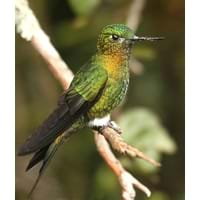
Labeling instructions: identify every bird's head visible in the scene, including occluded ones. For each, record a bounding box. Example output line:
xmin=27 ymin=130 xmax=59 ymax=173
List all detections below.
xmin=97 ymin=24 xmax=164 ymax=56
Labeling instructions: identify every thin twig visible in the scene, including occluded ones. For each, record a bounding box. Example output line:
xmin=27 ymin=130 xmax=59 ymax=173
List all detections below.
xmin=31 ymin=31 xmax=74 ymax=89
xmin=95 ymin=133 xmax=151 ymax=200
xmin=101 ymin=127 xmax=161 ymax=167
xmin=126 ymin=0 xmax=146 ymax=76
xmin=126 ymin=0 xmax=146 ymax=31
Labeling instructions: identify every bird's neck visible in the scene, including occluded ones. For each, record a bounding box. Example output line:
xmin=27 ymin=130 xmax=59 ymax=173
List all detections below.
xmin=96 ymin=51 xmax=130 ymax=79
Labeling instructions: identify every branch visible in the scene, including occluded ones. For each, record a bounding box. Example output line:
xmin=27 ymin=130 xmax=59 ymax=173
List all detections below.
xmin=15 ymin=0 xmax=73 ymax=89
xmin=101 ymin=127 xmax=160 ymax=167
xmin=126 ymin=0 xmax=146 ymax=76
xmin=16 ymin=0 xmax=159 ymax=199
xmin=95 ymin=133 xmax=151 ymax=199
xmin=126 ymin=0 xmax=146 ymax=31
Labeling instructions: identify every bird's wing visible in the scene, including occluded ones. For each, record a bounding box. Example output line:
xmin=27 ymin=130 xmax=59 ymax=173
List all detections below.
xmin=18 ymin=63 xmax=108 ymax=155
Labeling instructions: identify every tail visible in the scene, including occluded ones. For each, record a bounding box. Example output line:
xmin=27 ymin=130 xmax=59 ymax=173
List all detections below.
xmin=27 ymin=134 xmax=65 ymax=199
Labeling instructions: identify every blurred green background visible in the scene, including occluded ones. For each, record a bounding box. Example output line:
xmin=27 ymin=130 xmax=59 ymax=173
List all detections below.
xmin=16 ymin=0 xmax=184 ymax=200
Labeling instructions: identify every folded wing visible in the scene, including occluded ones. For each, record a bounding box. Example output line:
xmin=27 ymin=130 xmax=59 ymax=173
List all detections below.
xmin=18 ymin=63 xmax=108 ymax=155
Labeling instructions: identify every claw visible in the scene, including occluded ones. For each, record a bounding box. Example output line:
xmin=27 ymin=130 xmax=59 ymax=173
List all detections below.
xmin=92 ymin=125 xmax=107 ymax=133
xmin=108 ymin=121 xmax=122 ymax=134
xmin=90 ymin=118 xmax=122 ymax=134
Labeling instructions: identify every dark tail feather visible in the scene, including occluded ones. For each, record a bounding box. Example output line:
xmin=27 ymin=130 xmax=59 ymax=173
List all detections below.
xmin=26 ymin=145 xmax=50 ymax=171
xmin=28 ymin=135 xmax=65 ymax=199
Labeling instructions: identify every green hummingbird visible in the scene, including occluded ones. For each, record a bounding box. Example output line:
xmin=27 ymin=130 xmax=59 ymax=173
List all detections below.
xmin=18 ymin=24 xmax=163 ymax=196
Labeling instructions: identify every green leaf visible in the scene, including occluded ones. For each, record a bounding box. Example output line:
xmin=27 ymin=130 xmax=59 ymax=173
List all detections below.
xmin=118 ymin=108 xmax=177 ymax=173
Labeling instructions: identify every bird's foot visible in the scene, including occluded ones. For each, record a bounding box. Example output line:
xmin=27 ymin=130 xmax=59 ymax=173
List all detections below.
xmin=88 ymin=116 xmax=122 ymax=134
xmin=92 ymin=125 xmax=107 ymax=133
xmin=92 ymin=121 xmax=122 ymax=134
xmin=108 ymin=121 xmax=122 ymax=134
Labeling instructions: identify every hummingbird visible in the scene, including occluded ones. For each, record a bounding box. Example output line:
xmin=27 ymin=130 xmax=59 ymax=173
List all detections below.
xmin=18 ymin=24 xmax=163 ymax=196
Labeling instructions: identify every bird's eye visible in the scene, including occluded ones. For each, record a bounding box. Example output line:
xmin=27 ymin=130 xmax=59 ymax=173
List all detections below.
xmin=111 ymin=34 xmax=119 ymax=41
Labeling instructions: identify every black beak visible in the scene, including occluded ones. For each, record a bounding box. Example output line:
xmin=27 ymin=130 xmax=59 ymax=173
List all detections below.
xmin=130 ymin=35 xmax=165 ymax=42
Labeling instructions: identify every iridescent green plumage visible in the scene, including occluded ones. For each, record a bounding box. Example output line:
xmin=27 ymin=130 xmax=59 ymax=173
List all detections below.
xmin=18 ymin=24 xmax=163 ymax=197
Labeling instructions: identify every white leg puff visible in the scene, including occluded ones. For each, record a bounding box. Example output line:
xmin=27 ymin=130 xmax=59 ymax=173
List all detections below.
xmin=88 ymin=115 xmax=110 ymax=129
